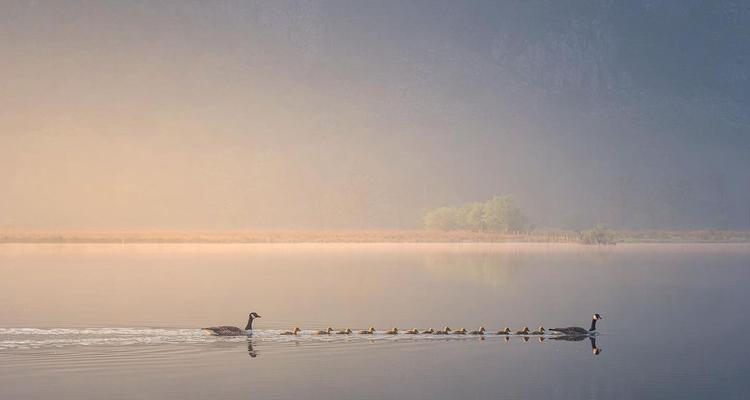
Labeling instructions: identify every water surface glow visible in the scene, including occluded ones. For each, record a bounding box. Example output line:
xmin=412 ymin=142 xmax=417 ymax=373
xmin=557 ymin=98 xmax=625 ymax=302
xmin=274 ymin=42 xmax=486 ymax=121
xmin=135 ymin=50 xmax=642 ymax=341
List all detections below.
xmin=1 ymin=243 xmax=748 ymax=399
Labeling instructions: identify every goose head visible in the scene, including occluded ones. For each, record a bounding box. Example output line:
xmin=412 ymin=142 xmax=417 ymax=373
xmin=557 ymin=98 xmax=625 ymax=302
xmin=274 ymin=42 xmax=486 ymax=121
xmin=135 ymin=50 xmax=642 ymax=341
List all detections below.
xmin=501 ymin=327 xmax=511 ymax=334
xmin=344 ymin=328 xmax=352 ymax=334
xmin=519 ymin=326 xmax=530 ymax=334
xmin=537 ymin=326 xmax=545 ymax=333
xmin=444 ymin=326 xmax=451 ymax=332
xmin=479 ymin=326 xmax=486 ymax=333
xmin=249 ymin=312 xmax=261 ymax=319
xmin=593 ymin=314 xmax=603 ymax=320
xmin=326 ymin=326 xmax=333 ymax=333
xmin=293 ymin=327 xmax=301 ymax=334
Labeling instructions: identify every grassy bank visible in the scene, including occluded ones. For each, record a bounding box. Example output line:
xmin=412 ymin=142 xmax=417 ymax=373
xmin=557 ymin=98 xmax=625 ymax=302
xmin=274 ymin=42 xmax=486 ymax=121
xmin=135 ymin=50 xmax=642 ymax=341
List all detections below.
xmin=1 ymin=229 xmax=749 ymax=244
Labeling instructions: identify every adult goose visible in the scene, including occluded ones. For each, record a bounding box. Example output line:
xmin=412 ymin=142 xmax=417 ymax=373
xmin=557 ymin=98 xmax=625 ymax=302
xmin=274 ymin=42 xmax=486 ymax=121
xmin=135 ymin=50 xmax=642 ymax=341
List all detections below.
xmin=203 ymin=312 xmax=261 ymax=336
xmin=549 ymin=314 xmax=602 ymax=336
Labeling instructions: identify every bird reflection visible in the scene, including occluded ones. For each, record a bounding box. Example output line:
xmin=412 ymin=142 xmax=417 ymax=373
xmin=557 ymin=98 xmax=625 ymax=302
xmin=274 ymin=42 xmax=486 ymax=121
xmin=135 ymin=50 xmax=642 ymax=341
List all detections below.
xmin=247 ymin=340 xmax=258 ymax=358
xmin=549 ymin=335 xmax=602 ymax=355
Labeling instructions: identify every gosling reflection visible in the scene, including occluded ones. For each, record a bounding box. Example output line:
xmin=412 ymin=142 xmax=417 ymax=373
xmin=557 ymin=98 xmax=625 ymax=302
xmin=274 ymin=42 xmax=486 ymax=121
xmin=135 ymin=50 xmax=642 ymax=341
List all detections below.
xmin=549 ymin=335 xmax=602 ymax=355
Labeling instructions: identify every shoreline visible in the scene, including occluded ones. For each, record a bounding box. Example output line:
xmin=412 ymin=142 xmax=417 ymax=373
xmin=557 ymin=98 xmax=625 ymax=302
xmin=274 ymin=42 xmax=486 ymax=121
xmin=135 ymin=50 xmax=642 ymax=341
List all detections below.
xmin=1 ymin=229 xmax=749 ymax=244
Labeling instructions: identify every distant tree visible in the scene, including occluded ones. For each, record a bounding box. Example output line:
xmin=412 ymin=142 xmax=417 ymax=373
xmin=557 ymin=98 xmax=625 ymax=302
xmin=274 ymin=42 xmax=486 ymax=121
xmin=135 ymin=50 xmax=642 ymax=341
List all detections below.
xmin=482 ymin=196 xmax=528 ymax=232
xmin=423 ymin=206 xmax=460 ymax=230
xmin=462 ymin=202 xmax=485 ymax=231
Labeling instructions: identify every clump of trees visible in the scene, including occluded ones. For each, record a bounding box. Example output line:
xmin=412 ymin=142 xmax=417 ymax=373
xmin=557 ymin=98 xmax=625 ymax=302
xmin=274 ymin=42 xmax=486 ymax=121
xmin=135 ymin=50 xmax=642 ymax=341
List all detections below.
xmin=579 ymin=225 xmax=616 ymax=245
xmin=423 ymin=196 xmax=529 ymax=232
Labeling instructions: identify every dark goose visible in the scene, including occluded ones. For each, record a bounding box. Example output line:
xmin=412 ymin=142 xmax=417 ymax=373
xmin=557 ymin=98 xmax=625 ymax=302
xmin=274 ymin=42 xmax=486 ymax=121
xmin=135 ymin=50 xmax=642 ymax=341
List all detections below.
xmin=549 ymin=313 xmax=602 ymax=336
xmin=203 ymin=312 xmax=261 ymax=336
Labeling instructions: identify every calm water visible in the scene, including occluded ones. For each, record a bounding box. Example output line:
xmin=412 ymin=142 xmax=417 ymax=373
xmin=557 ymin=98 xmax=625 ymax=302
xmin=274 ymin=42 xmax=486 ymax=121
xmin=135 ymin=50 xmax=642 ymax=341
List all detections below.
xmin=1 ymin=243 xmax=749 ymax=399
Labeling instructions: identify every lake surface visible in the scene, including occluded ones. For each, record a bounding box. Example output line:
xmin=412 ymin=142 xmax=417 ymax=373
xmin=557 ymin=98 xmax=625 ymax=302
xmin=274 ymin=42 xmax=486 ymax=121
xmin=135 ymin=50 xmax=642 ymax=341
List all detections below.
xmin=1 ymin=243 xmax=749 ymax=399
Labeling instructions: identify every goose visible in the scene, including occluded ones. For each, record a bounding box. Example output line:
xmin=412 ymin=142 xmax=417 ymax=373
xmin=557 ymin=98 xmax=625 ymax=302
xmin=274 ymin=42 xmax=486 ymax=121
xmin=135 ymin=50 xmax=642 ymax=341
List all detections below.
xmin=496 ymin=327 xmax=511 ymax=335
xmin=549 ymin=314 xmax=602 ymax=336
xmin=434 ymin=326 xmax=452 ymax=335
xmin=469 ymin=326 xmax=485 ymax=335
xmin=315 ymin=327 xmax=334 ymax=335
xmin=404 ymin=328 xmax=420 ymax=335
xmin=203 ymin=312 xmax=261 ymax=336
xmin=420 ymin=328 xmax=434 ymax=334
xmin=530 ymin=326 xmax=545 ymax=335
xmin=336 ymin=328 xmax=352 ymax=335
xmin=359 ymin=326 xmax=375 ymax=334
xmin=280 ymin=327 xmax=301 ymax=336
xmin=515 ymin=326 xmax=530 ymax=335
xmin=385 ymin=327 xmax=399 ymax=335
xmin=452 ymin=328 xmax=467 ymax=335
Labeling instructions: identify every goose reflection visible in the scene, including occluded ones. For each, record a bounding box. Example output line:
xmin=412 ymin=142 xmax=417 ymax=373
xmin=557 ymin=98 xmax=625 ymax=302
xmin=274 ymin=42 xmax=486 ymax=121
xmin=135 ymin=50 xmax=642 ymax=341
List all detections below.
xmin=549 ymin=335 xmax=602 ymax=355
xmin=247 ymin=340 xmax=258 ymax=358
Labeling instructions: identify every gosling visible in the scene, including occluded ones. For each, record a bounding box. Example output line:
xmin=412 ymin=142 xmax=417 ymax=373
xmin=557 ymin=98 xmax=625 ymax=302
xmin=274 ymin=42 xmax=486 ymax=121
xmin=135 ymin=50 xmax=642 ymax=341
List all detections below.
xmin=530 ymin=326 xmax=545 ymax=335
xmin=359 ymin=326 xmax=375 ymax=334
xmin=336 ymin=328 xmax=352 ymax=335
xmin=280 ymin=327 xmax=301 ymax=336
xmin=434 ymin=327 xmax=452 ymax=335
xmin=315 ymin=327 xmax=334 ymax=335
xmin=496 ymin=327 xmax=511 ymax=335
xmin=469 ymin=326 xmax=485 ymax=335
xmin=420 ymin=328 xmax=434 ymax=334
xmin=515 ymin=326 xmax=530 ymax=335
xmin=404 ymin=328 xmax=420 ymax=335
xmin=385 ymin=327 xmax=399 ymax=335
xmin=452 ymin=328 xmax=467 ymax=335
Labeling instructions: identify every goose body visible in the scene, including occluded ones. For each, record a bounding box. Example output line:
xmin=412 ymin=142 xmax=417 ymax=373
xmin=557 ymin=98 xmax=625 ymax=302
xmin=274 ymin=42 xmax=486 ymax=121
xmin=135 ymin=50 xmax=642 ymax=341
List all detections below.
xmin=280 ymin=327 xmax=301 ymax=336
xmin=469 ymin=327 xmax=485 ymax=335
xmin=203 ymin=312 xmax=261 ymax=336
xmin=549 ymin=314 xmax=602 ymax=336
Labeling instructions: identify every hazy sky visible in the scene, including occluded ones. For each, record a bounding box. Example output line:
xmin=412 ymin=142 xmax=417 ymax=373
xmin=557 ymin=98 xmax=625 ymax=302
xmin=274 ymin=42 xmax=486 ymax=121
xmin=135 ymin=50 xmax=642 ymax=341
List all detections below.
xmin=1 ymin=0 xmax=749 ymax=230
